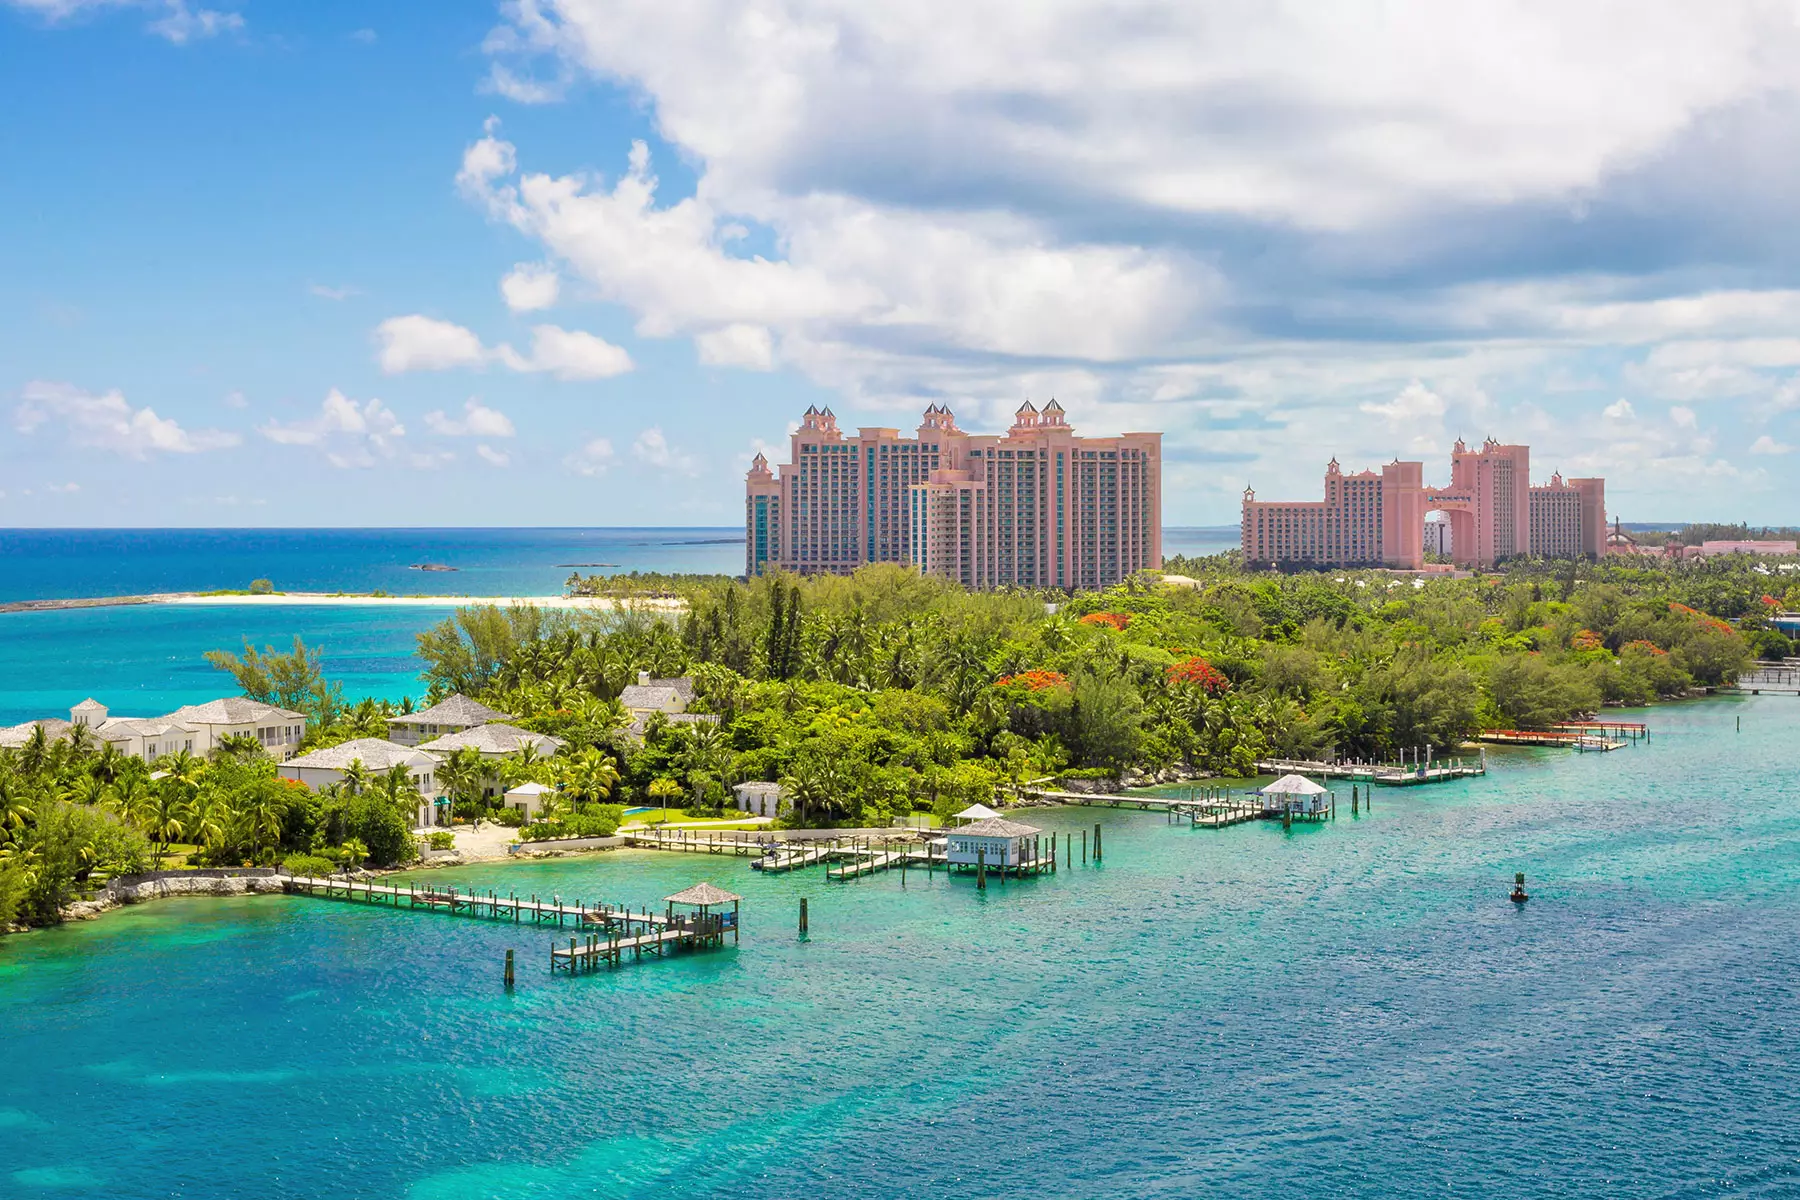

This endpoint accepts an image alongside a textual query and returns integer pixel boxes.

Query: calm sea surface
[0,527,1238,725]
[3,695,1797,1198]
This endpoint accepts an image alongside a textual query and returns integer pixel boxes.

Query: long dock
[282,875,670,929]
[623,829,772,856]
[1478,729,1625,751]
[1735,665,1800,694]
[1252,757,1485,786]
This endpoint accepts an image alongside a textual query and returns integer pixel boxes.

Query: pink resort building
[746,402,1162,588]
[1241,438,1604,570]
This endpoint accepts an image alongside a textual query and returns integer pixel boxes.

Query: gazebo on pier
[664,881,741,945]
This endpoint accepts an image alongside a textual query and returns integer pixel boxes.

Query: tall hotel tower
[746,402,1162,589]
[1241,437,1604,569]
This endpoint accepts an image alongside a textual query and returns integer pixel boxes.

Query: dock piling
[799,897,809,935]
[1093,823,1102,862]
[504,948,515,989]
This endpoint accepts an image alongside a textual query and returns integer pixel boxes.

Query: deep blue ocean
[0,527,1239,725]
[3,695,1798,1197]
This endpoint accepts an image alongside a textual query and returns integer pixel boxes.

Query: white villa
[619,672,718,739]
[503,781,555,822]
[387,694,514,747]
[944,816,1043,868]
[0,697,307,762]
[278,738,442,826]
[417,723,566,800]
[733,781,783,818]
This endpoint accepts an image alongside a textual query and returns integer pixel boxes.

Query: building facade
[1242,439,1604,569]
[747,402,1162,589]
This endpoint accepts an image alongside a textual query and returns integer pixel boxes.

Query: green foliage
[281,853,339,878]
[426,831,456,850]
[521,805,623,841]
[203,635,344,726]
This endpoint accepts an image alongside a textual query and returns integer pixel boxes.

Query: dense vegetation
[3,553,1784,930]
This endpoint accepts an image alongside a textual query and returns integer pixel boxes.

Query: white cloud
[476,444,512,467]
[565,436,616,476]
[146,0,239,42]
[1670,405,1699,429]
[13,381,241,459]
[46,481,80,494]
[632,426,699,475]
[500,263,559,311]
[483,63,567,105]
[488,1,1798,229]
[424,399,516,438]
[258,388,405,469]
[9,0,241,42]
[310,283,359,301]
[1750,434,1794,455]
[375,315,490,373]
[222,390,248,409]
[374,314,631,380]
[409,450,456,470]
[520,324,633,380]
[1603,399,1636,420]
[696,324,775,370]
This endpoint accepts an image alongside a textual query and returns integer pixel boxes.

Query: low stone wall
[64,868,286,921]
[513,834,626,855]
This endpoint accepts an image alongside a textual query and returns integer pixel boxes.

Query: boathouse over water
[946,817,1042,868]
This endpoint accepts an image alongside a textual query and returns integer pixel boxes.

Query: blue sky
[5,1,1800,528]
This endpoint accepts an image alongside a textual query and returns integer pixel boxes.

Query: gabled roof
[505,781,556,795]
[0,718,72,747]
[664,881,741,906]
[618,676,696,710]
[164,697,305,725]
[956,816,1042,838]
[71,698,107,713]
[389,694,514,727]
[285,738,435,772]
[417,723,565,755]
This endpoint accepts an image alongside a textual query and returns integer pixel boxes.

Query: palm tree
[0,775,34,836]
[17,724,51,777]
[563,748,621,806]
[210,732,264,762]
[142,787,188,871]
[340,759,373,797]
[187,790,232,855]
[646,777,684,812]
[436,746,487,814]
[377,764,424,825]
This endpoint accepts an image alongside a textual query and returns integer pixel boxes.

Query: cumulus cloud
[375,314,632,380]
[520,324,633,379]
[13,381,241,458]
[565,436,616,476]
[500,263,560,311]
[696,324,775,370]
[258,388,405,469]
[1750,434,1794,455]
[424,399,516,438]
[376,315,490,373]
[310,283,358,301]
[476,444,512,467]
[632,426,698,475]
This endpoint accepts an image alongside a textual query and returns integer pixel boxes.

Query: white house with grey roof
[618,672,718,740]
[278,738,442,826]
[387,694,515,746]
[944,816,1043,868]
[417,723,566,800]
[18,697,309,763]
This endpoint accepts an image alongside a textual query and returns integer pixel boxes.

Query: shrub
[994,669,1069,691]
[281,853,338,878]
[426,831,455,850]
[249,578,275,594]
[520,806,623,841]
[494,807,525,828]
[1166,656,1229,692]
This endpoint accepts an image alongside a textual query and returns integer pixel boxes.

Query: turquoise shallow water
[4,695,1799,1198]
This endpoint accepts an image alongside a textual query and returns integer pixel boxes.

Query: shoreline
[0,592,683,615]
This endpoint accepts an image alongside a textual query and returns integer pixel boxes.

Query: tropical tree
[646,777,684,810]
[563,748,622,806]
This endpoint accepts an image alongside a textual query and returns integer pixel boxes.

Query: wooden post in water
[1082,829,1088,864]
[1352,785,1359,815]
[504,948,515,988]
[977,846,987,890]
[799,897,809,934]
[1093,823,1102,862]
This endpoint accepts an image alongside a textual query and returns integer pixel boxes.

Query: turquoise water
[4,695,1798,1197]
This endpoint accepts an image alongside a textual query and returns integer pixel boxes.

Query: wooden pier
[551,882,739,976]
[1551,720,1648,741]
[623,829,772,856]
[1735,665,1800,694]
[1252,756,1485,786]
[1478,729,1625,751]
[282,874,670,929]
